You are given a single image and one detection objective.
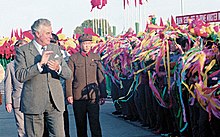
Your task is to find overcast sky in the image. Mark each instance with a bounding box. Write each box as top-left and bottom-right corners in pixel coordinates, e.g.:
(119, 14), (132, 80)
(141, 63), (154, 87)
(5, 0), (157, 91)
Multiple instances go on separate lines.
(0, 0), (219, 37)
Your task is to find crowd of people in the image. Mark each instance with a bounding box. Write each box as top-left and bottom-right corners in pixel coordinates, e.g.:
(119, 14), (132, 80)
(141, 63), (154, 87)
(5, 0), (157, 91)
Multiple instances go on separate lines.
(100, 21), (220, 137)
(0, 17), (219, 137)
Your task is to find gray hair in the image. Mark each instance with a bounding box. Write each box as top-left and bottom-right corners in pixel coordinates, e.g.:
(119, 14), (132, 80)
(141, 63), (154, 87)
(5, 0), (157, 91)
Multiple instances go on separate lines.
(31, 18), (51, 36)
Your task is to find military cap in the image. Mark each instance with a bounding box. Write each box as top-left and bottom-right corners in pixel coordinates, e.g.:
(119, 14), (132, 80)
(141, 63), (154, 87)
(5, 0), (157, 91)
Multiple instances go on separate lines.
(78, 34), (92, 43)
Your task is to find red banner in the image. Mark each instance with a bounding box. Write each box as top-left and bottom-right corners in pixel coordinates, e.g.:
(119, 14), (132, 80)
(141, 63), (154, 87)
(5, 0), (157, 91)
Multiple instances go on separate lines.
(176, 11), (220, 25)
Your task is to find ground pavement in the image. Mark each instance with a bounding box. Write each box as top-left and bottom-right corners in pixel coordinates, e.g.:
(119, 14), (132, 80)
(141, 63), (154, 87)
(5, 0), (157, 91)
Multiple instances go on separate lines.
(0, 96), (160, 137)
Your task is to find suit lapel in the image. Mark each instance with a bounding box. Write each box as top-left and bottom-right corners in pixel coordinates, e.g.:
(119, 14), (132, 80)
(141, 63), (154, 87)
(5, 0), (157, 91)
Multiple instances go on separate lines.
(29, 41), (40, 57)
(47, 44), (55, 60)
(28, 41), (42, 64)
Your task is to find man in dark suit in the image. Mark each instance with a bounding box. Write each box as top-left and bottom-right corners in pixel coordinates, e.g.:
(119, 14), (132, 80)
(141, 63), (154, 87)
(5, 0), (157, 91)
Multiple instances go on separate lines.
(14, 18), (72, 137)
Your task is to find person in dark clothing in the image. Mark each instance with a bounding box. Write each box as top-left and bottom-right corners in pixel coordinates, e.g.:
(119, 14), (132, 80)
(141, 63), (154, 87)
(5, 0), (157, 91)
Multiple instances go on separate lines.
(66, 34), (107, 137)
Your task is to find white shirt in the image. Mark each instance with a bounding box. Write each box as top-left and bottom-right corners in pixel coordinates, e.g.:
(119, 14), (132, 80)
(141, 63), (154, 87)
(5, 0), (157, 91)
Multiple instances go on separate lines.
(33, 40), (62, 74)
(33, 40), (46, 55)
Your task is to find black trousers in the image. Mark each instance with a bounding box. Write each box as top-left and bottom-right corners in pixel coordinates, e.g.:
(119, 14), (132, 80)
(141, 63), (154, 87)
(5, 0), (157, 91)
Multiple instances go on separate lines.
(110, 81), (122, 112)
(73, 100), (102, 137)
(199, 106), (213, 137)
(64, 105), (70, 137)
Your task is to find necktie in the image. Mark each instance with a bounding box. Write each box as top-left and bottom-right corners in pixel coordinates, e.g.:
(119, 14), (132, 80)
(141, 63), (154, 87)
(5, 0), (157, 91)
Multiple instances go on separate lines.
(41, 46), (46, 55)
(41, 46), (47, 72)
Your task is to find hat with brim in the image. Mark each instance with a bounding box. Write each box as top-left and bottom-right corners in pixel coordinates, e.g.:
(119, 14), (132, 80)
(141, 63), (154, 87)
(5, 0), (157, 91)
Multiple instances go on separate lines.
(78, 34), (92, 43)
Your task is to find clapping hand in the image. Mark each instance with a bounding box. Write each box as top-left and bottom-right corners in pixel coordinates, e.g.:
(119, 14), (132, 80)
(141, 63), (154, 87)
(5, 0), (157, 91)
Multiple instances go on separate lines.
(67, 96), (73, 104)
(39, 51), (54, 67)
(47, 60), (60, 71)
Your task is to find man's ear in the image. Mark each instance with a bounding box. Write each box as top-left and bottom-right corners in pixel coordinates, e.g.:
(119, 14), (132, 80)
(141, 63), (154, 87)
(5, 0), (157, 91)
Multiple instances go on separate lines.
(35, 31), (40, 38)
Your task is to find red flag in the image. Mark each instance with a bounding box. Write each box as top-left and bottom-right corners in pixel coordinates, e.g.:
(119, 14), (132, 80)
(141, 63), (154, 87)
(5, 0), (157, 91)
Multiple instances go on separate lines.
(2, 41), (12, 59)
(75, 34), (81, 40)
(123, 0), (129, 9)
(13, 28), (23, 40)
(23, 30), (34, 40)
(91, 0), (101, 11)
(84, 28), (99, 37)
(171, 15), (178, 28)
(214, 25), (219, 32)
(91, 0), (107, 11)
(20, 28), (23, 39)
(123, 27), (136, 38)
(100, 0), (107, 8)
(160, 17), (164, 26)
(14, 29), (19, 39)
(0, 46), (3, 55)
(139, 0), (143, 5)
(5, 48), (12, 59)
(56, 28), (63, 34)
(0, 41), (7, 55)
(10, 45), (15, 56)
(10, 29), (13, 38)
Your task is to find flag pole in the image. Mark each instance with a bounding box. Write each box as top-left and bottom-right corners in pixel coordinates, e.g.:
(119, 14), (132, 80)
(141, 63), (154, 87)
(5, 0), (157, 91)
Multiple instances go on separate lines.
(180, 0), (184, 15)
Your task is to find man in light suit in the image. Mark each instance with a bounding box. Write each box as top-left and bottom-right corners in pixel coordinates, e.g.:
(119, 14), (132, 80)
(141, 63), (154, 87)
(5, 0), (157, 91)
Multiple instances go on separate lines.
(5, 39), (28, 137)
(14, 18), (72, 137)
